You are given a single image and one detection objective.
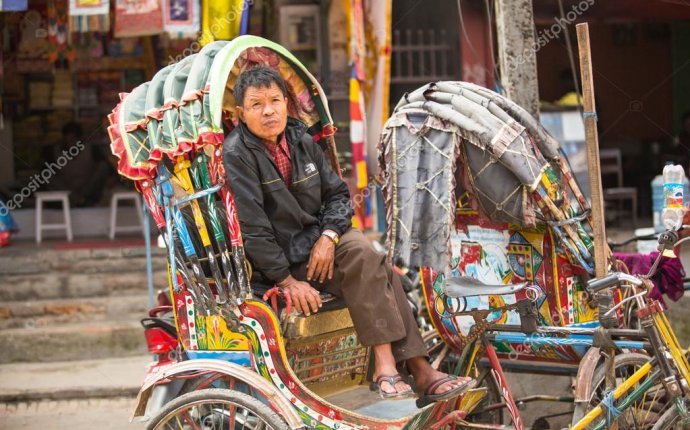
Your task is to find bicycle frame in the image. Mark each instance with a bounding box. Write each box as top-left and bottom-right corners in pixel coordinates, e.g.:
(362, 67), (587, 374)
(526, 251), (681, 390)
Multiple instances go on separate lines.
(426, 269), (690, 430)
(571, 295), (690, 429)
(572, 276), (690, 430)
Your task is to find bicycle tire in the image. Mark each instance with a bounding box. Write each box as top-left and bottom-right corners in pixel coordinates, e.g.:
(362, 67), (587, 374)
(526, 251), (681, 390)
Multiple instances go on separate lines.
(146, 388), (290, 430)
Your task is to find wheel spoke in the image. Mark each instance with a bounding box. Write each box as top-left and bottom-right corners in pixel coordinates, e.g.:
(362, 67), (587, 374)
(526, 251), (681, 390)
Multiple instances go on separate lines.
(227, 402), (236, 430)
(150, 389), (287, 430)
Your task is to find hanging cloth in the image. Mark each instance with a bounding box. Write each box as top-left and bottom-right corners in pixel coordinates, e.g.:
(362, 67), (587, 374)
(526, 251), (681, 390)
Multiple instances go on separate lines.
(47, 0), (75, 63)
(69, 0), (110, 33)
(345, 0), (371, 229)
(0, 0), (28, 11)
(114, 0), (164, 38)
(199, 0), (245, 46)
(363, 0), (392, 175)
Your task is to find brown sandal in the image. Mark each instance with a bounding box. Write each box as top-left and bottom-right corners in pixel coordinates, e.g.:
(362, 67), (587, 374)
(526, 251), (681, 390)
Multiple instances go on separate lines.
(416, 375), (476, 408)
(369, 374), (414, 399)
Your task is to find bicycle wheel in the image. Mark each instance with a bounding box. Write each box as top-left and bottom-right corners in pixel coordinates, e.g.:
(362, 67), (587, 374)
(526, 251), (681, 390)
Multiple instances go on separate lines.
(586, 352), (670, 429)
(464, 366), (505, 425)
(653, 398), (690, 429)
(146, 388), (290, 430)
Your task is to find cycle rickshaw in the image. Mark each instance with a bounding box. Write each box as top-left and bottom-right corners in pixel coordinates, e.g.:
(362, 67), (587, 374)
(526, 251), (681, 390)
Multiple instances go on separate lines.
(109, 35), (690, 429)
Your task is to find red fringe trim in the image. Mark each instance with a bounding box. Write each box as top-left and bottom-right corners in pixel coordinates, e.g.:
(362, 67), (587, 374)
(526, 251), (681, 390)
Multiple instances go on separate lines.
(108, 97), (156, 181)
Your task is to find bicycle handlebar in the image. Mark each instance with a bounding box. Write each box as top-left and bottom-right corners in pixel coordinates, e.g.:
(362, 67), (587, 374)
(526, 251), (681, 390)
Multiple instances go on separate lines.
(586, 273), (620, 294)
(608, 225), (689, 250)
(586, 272), (644, 295)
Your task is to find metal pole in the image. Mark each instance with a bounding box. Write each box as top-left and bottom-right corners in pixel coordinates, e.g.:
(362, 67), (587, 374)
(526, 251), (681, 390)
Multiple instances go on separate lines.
(143, 196), (155, 309)
(494, 0), (540, 118)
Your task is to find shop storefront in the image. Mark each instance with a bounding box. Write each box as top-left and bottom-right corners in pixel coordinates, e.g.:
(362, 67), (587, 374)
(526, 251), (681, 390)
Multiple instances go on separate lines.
(0, 0), (336, 240)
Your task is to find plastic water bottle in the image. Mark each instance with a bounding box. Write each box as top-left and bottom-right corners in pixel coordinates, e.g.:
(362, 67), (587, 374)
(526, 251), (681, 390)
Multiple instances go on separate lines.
(652, 170), (690, 231)
(661, 164), (685, 231)
(652, 173), (664, 231)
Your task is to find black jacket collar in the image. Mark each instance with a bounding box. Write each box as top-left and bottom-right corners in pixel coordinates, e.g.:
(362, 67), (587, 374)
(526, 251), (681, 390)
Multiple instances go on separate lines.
(238, 117), (308, 151)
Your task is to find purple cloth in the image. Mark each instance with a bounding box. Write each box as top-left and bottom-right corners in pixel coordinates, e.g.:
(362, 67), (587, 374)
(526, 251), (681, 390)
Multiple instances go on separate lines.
(1, 0), (28, 10)
(614, 251), (685, 306)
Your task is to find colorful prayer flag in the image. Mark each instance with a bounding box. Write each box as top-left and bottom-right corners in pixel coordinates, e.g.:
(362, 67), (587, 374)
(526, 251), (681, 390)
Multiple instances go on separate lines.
(347, 0), (372, 229)
(363, 0), (392, 173)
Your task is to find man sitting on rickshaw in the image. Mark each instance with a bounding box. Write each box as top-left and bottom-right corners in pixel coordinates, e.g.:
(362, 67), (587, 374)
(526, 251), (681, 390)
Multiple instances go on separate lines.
(223, 66), (474, 402)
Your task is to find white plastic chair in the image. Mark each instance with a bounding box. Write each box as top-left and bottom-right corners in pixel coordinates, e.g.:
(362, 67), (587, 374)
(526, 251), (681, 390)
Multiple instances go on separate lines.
(35, 191), (73, 243)
(109, 191), (144, 239)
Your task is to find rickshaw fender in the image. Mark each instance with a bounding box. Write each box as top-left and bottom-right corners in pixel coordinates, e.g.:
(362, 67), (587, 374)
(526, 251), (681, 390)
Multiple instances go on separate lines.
(131, 358), (304, 428)
(571, 346), (601, 423)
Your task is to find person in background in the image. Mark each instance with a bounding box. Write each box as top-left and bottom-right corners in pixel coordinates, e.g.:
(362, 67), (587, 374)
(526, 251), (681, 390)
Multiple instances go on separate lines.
(51, 122), (111, 206)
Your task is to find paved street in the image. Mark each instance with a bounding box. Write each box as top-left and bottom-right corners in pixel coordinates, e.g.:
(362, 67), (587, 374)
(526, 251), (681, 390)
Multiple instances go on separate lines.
(0, 355), (150, 430)
(0, 397), (145, 430)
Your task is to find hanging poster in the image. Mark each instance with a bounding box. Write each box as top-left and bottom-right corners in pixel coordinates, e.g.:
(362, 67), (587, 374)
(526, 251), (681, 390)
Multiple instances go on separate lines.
(114, 0), (164, 37)
(163, 0), (200, 39)
(69, 0), (110, 33)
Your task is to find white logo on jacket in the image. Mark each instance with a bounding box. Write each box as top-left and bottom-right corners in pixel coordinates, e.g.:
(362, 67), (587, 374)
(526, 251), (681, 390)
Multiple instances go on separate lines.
(305, 163), (317, 174)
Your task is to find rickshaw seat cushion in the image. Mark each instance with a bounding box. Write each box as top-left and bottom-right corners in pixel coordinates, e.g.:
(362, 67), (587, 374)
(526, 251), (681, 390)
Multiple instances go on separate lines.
(283, 294), (354, 340)
(444, 276), (528, 298)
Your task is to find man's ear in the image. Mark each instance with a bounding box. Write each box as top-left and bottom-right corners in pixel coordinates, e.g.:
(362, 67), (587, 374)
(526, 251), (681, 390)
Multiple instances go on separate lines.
(236, 107), (245, 122)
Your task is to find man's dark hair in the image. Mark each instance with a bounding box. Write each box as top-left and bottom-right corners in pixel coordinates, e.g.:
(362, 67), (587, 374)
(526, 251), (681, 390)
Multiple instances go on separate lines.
(234, 66), (288, 107)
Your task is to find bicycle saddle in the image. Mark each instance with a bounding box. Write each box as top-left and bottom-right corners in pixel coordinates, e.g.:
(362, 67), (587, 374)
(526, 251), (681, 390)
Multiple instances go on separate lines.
(443, 276), (528, 298)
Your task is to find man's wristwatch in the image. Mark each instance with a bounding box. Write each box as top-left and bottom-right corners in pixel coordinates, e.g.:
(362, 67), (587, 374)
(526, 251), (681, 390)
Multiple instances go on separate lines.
(321, 229), (339, 246)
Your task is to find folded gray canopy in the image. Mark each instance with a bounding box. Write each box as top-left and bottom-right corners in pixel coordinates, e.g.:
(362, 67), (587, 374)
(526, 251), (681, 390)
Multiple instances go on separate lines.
(379, 81), (594, 274)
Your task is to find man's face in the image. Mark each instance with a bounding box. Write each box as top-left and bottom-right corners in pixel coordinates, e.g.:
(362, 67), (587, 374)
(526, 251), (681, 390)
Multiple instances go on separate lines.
(236, 82), (288, 143)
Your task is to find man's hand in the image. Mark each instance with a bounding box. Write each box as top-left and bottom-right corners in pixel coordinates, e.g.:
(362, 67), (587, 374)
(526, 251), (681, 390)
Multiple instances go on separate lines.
(307, 235), (335, 283)
(276, 275), (322, 316)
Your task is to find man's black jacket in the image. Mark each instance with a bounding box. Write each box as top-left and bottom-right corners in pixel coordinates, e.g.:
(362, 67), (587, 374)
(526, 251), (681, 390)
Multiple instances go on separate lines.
(222, 118), (353, 290)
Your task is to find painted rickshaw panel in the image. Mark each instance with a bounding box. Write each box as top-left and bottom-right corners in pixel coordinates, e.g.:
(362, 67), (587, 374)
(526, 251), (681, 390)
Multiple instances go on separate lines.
(419, 143), (602, 365)
(237, 299), (466, 430)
